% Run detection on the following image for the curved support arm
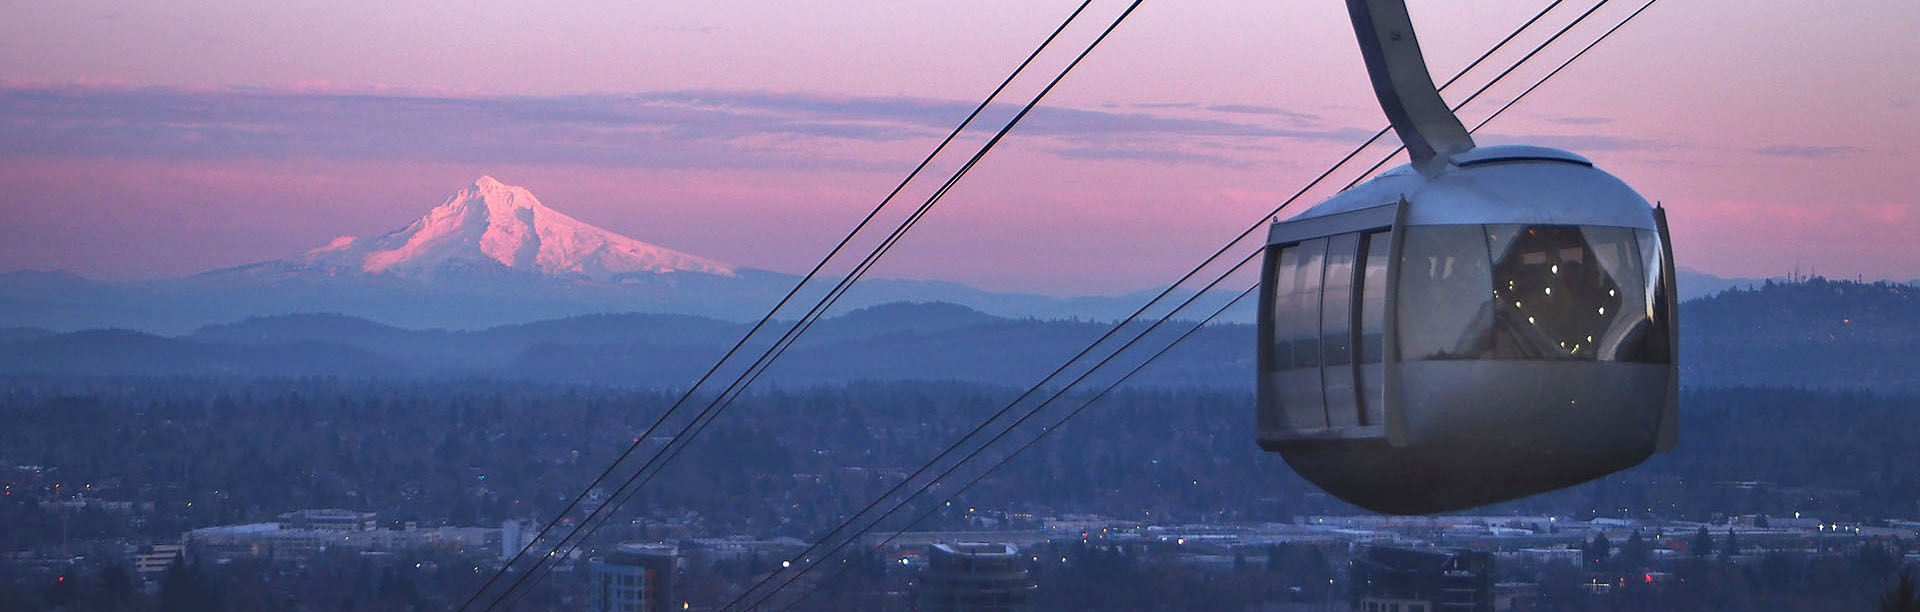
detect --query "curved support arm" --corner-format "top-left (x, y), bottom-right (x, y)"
top-left (1346, 0), bottom-right (1475, 172)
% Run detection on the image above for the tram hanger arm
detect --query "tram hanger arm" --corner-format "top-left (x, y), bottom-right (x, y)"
top-left (1345, 0), bottom-right (1476, 174)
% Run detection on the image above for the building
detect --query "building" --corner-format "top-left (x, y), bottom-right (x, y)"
top-left (1349, 546), bottom-right (1492, 612)
top-left (587, 543), bottom-right (679, 612)
top-left (864, 530), bottom-right (1053, 553)
top-left (277, 509), bottom-right (377, 532)
top-left (501, 519), bottom-right (526, 560)
top-left (133, 544), bottom-right (185, 576)
top-left (185, 520), bottom-right (499, 561)
top-left (916, 542), bottom-right (1034, 612)
top-left (1492, 547), bottom-right (1583, 570)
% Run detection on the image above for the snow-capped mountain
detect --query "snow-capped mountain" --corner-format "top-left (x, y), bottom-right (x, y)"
top-left (288, 176), bottom-right (733, 282)
top-left (1, 175), bottom-right (1232, 333)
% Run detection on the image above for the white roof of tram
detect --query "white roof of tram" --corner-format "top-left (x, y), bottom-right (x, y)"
top-left (1290, 144), bottom-right (1657, 230)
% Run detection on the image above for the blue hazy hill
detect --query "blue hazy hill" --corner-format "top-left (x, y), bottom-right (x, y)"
top-left (2, 278), bottom-right (1914, 391)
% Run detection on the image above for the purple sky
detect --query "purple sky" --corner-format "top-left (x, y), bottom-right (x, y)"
top-left (1, 0), bottom-right (1914, 294)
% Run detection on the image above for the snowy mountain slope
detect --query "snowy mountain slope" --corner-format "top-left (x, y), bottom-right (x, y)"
top-left (283, 176), bottom-right (734, 282)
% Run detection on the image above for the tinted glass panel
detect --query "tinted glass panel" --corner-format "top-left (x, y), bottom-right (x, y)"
top-left (1269, 239), bottom-right (1327, 429)
top-left (1397, 226), bottom-right (1494, 360)
top-left (1269, 246), bottom-right (1303, 372)
top-left (1487, 225), bottom-right (1611, 360)
top-left (1484, 225), bottom-right (1663, 362)
top-left (1357, 230), bottom-right (1391, 425)
top-left (1633, 228), bottom-right (1674, 363)
top-left (1260, 247), bottom-right (1288, 434)
top-left (1289, 241), bottom-right (1327, 369)
top-left (1321, 234), bottom-right (1356, 367)
top-left (1269, 244), bottom-right (1312, 369)
top-left (1397, 224), bottom-right (1671, 364)
top-left (1323, 233), bottom-right (1359, 428)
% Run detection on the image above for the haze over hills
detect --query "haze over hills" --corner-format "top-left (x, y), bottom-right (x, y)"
top-left (2, 278), bottom-right (1916, 392)
top-left (0, 301), bottom-right (1246, 389)
top-left (0, 176), bottom-right (1900, 336)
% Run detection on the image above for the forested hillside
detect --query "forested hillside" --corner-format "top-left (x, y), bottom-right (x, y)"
top-left (1683, 278), bottom-right (1920, 390)
top-left (2, 378), bottom-right (1915, 554)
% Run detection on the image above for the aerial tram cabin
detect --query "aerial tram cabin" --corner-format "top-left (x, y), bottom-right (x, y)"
top-left (1255, 0), bottom-right (1679, 514)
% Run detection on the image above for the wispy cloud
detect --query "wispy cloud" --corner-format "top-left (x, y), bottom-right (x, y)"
top-left (1123, 101), bottom-right (1324, 126)
top-left (1541, 114), bottom-right (1614, 126)
top-left (1475, 132), bottom-right (1673, 154)
top-left (1753, 144), bottom-right (1866, 160)
top-left (0, 86), bottom-right (1373, 170)
top-left (1201, 103), bottom-right (1322, 125)
top-left (640, 24), bottom-right (723, 35)
top-left (0, 87), bottom-right (940, 171)
top-left (1018, 106), bottom-right (1365, 142)
top-left (1050, 146), bottom-right (1245, 167)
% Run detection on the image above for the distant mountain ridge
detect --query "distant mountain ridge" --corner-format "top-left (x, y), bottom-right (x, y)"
top-left (3, 279), bottom-right (1916, 392)
top-left (1675, 268), bottom-right (1769, 301)
top-left (0, 301), bottom-right (1248, 389)
top-left (0, 328), bottom-right (401, 379)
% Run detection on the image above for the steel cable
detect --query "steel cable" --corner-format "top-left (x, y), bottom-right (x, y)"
top-left (751, 0), bottom-right (1665, 607)
top-left (455, 2), bottom-right (1096, 609)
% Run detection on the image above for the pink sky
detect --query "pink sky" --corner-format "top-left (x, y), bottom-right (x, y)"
top-left (1, 0), bottom-right (1914, 294)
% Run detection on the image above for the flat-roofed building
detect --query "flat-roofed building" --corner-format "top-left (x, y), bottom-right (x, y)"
top-left (587, 543), bottom-right (678, 612)
top-left (916, 542), bottom-right (1034, 612)
top-left (277, 509), bottom-right (377, 532)
top-left (133, 544), bottom-right (185, 576)
top-left (1349, 546), bottom-right (1493, 612)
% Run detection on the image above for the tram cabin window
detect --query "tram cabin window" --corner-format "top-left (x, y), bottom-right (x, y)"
top-left (1398, 224), bottom-right (1672, 364)
top-left (1356, 230), bottom-right (1391, 425)
top-left (1321, 233), bottom-right (1360, 428)
top-left (1269, 238), bottom-right (1328, 429)
top-left (1265, 229), bottom-right (1393, 433)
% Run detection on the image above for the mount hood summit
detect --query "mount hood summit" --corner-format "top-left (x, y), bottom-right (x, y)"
top-left (266, 176), bottom-right (734, 282)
